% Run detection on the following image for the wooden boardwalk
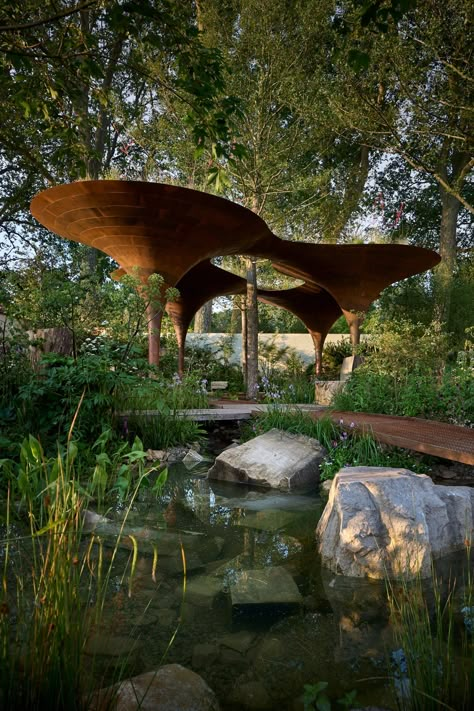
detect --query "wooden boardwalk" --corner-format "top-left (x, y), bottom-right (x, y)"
top-left (309, 410), bottom-right (474, 466)
top-left (121, 402), bottom-right (474, 465)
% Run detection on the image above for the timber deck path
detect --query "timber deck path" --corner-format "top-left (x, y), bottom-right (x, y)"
top-left (120, 402), bottom-right (473, 465)
top-left (309, 410), bottom-right (474, 466)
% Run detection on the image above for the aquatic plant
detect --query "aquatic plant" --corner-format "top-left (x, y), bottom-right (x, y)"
top-left (386, 546), bottom-right (474, 710)
top-left (0, 431), bottom-right (168, 709)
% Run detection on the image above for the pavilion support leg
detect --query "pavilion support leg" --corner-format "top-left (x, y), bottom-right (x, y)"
top-left (310, 331), bottom-right (325, 378)
top-left (343, 310), bottom-right (363, 354)
top-left (146, 303), bottom-right (163, 367)
top-left (176, 327), bottom-right (187, 379)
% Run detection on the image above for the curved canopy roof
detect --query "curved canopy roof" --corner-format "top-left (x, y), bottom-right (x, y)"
top-left (31, 180), bottom-right (441, 336)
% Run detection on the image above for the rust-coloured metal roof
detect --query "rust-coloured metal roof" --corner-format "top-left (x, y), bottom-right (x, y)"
top-left (257, 283), bottom-right (342, 337)
top-left (272, 242), bottom-right (440, 314)
top-left (310, 410), bottom-right (474, 465)
top-left (167, 260), bottom-right (247, 334)
top-left (30, 180), bottom-right (441, 367)
top-left (30, 181), bottom-right (440, 298)
top-left (30, 180), bottom-right (277, 287)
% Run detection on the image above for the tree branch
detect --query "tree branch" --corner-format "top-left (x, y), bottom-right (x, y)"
top-left (0, 0), bottom-right (99, 33)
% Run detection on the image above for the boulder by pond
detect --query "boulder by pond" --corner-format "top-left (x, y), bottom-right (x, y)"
top-left (316, 467), bottom-right (474, 579)
top-left (90, 664), bottom-right (220, 711)
top-left (207, 428), bottom-right (326, 490)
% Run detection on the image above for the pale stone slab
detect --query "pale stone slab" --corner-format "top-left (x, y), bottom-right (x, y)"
top-left (208, 428), bottom-right (326, 490)
top-left (314, 380), bottom-right (343, 405)
top-left (235, 509), bottom-right (299, 532)
top-left (316, 467), bottom-right (474, 579)
top-left (230, 567), bottom-right (302, 608)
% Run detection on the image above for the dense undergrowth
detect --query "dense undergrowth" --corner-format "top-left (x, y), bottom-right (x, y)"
top-left (333, 322), bottom-right (473, 427)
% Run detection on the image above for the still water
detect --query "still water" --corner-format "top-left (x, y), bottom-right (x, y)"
top-left (88, 460), bottom-right (402, 709)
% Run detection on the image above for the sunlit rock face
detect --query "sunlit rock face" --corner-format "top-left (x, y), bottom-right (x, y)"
top-left (316, 467), bottom-right (474, 579)
top-left (207, 428), bottom-right (326, 490)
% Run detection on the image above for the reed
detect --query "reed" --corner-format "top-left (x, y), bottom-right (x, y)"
top-left (386, 548), bottom-right (474, 711)
top-left (0, 432), bottom-right (168, 710)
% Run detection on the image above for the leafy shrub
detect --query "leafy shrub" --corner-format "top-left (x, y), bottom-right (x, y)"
top-left (333, 320), bottom-right (473, 426)
top-left (320, 338), bottom-right (353, 380)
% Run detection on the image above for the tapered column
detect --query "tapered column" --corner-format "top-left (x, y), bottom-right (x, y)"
top-left (146, 303), bottom-right (163, 367)
top-left (310, 331), bottom-right (325, 377)
top-left (342, 309), bottom-right (363, 353)
top-left (176, 326), bottom-right (186, 378)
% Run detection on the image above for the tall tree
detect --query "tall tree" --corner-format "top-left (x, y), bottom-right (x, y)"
top-left (331, 0), bottom-right (473, 320)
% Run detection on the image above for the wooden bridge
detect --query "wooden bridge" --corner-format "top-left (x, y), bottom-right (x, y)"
top-left (122, 401), bottom-right (474, 466)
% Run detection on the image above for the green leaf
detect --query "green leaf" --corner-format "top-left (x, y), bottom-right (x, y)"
top-left (347, 48), bottom-right (370, 71)
top-left (28, 435), bottom-right (43, 463)
top-left (316, 695), bottom-right (331, 711)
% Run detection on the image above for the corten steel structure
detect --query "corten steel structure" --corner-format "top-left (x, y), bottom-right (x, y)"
top-left (31, 180), bottom-right (441, 374)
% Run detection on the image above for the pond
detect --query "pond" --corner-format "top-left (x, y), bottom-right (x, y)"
top-left (85, 459), bottom-right (403, 709)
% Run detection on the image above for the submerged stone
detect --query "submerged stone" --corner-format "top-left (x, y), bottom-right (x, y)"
top-left (218, 630), bottom-right (257, 654)
top-left (185, 574), bottom-right (223, 607)
top-left (90, 664), bottom-right (220, 711)
top-left (235, 509), bottom-right (299, 532)
top-left (230, 567), bottom-right (302, 611)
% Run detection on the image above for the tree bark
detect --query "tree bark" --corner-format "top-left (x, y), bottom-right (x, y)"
top-left (194, 300), bottom-right (213, 332)
top-left (146, 303), bottom-right (162, 367)
top-left (245, 257), bottom-right (258, 399)
top-left (241, 299), bottom-right (248, 390)
top-left (434, 186), bottom-right (460, 324)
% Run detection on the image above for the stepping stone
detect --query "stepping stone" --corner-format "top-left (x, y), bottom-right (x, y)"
top-left (186, 574), bottom-right (223, 607)
top-left (218, 630), bottom-right (256, 654)
top-left (230, 567), bottom-right (302, 614)
top-left (235, 509), bottom-right (299, 532)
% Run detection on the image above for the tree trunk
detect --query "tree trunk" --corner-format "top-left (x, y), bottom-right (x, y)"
top-left (434, 187), bottom-right (460, 324)
top-left (194, 300), bottom-right (213, 332)
top-left (146, 303), bottom-right (162, 367)
top-left (230, 296), bottom-right (242, 333)
top-left (245, 257), bottom-right (259, 399)
top-left (241, 300), bottom-right (248, 390)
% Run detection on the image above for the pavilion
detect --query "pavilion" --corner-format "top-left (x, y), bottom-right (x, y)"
top-left (30, 180), bottom-right (440, 375)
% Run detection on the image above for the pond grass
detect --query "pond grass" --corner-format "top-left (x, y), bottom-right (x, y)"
top-left (386, 548), bottom-right (474, 711)
top-left (0, 431), bottom-right (168, 710)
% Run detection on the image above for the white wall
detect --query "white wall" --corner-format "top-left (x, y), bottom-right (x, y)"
top-left (186, 332), bottom-right (367, 365)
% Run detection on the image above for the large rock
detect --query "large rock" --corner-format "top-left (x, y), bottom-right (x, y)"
top-left (207, 429), bottom-right (325, 490)
top-left (90, 664), bottom-right (220, 711)
top-left (316, 467), bottom-right (474, 579)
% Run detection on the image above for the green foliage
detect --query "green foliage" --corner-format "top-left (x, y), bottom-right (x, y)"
top-left (15, 352), bottom-right (142, 445)
top-left (0, 430), bottom-right (167, 709)
top-left (304, 681), bottom-right (331, 711)
top-left (303, 681), bottom-right (358, 710)
top-left (320, 339), bottom-right (354, 380)
top-left (259, 373), bottom-right (315, 405)
top-left (115, 372), bottom-right (208, 450)
top-left (160, 334), bottom-right (245, 395)
top-left (0, 429), bottom-right (166, 511)
top-left (334, 321), bottom-right (473, 426)
top-left (0, 316), bottom-right (32, 436)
